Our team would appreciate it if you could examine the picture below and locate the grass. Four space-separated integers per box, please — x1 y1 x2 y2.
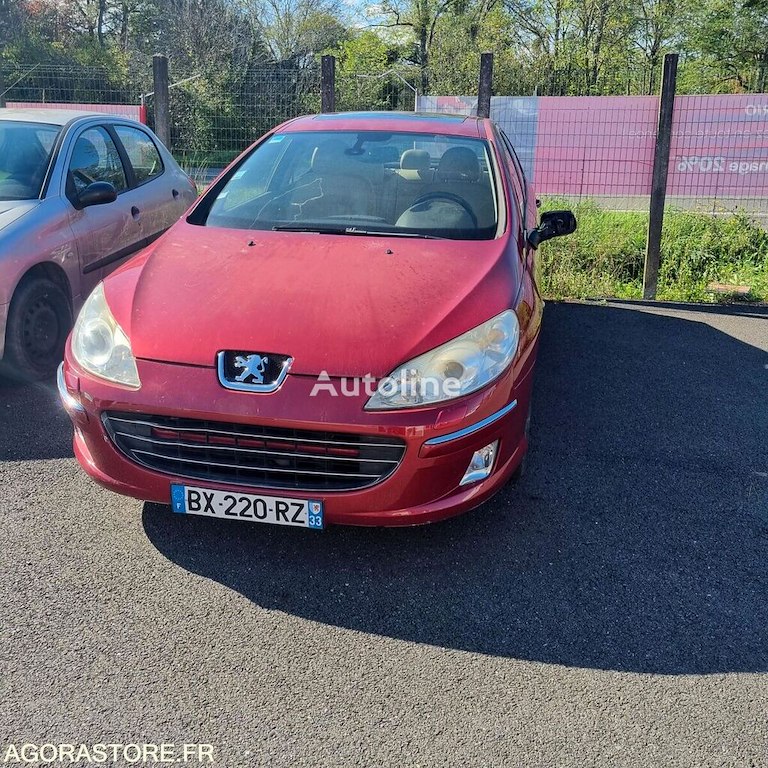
538 199 768 303
174 149 238 169
174 150 239 191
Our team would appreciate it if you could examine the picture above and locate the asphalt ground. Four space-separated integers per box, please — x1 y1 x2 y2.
1 300 767 767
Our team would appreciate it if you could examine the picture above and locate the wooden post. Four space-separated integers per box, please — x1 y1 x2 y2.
321 55 336 113
643 53 678 300
477 52 493 119
152 54 171 149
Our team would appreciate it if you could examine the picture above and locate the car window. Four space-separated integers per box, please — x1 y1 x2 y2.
69 127 128 195
0 121 60 201
499 131 527 229
214 137 289 212
500 131 526 188
196 130 499 241
114 126 164 184
35 128 58 154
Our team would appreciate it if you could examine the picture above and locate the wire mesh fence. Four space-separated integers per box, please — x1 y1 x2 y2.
667 95 767 222
0 63 145 108
159 66 320 181
336 69 419 113
423 61 667 100
0 61 320 182
418 92 768 225
2 58 766 226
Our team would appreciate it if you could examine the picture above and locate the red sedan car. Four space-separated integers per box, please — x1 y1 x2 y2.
59 112 575 528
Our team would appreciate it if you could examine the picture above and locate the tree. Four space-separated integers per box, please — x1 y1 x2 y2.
376 0 461 92
427 3 536 94
328 29 409 109
682 0 768 92
504 0 577 92
244 0 348 63
633 0 681 93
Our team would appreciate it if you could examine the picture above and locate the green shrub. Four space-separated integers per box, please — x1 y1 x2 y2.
538 199 768 303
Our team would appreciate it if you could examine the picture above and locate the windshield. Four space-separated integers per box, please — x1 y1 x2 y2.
198 130 499 240
0 121 60 201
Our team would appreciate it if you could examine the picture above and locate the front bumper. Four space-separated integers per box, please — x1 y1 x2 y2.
59 355 533 526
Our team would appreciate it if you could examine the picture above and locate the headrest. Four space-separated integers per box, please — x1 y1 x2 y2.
311 140 348 174
437 147 480 182
3 140 44 176
71 138 100 169
400 149 430 172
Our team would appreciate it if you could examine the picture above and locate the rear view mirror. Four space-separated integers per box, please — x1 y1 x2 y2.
528 210 577 248
78 181 118 208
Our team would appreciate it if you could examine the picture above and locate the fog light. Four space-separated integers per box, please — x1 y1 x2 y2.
460 441 498 486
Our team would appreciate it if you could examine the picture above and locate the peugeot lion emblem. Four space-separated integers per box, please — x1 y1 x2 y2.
234 354 268 384
217 350 293 393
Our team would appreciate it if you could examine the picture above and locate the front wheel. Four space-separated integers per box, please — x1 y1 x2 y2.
0 278 71 382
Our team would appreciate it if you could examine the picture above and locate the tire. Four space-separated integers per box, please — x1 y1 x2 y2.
0 278 71 382
509 401 532 484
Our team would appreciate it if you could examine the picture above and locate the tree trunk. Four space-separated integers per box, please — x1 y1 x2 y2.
97 0 106 46
121 1 130 50
755 52 768 92
588 7 606 93
419 24 429 94
648 46 659 95
553 0 562 94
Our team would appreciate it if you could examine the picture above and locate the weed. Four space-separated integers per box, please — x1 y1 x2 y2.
538 200 768 303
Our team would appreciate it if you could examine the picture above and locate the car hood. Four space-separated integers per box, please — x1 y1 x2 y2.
107 222 517 377
0 200 39 231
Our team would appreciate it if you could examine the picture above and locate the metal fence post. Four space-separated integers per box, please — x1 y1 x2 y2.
321 56 336 113
152 54 171 149
643 52 678 300
477 53 493 119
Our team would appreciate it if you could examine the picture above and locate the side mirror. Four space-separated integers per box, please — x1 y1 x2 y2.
77 181 118 208
528 209 577 249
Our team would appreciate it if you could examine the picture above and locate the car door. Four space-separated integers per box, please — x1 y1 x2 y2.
112 124 187 244
497 128 543 352
499 130 542 282
65 125 146 295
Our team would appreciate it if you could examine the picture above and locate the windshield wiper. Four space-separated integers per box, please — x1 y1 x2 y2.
271 224 443 239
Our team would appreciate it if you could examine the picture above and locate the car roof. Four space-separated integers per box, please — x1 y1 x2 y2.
279 111 488 138
0 108 117 126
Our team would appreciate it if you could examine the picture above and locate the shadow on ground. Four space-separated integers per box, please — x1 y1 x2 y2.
0 377 72 461
4 302 765 674
141 302 767 674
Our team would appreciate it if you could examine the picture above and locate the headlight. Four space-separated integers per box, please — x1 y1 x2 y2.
72 283 140 388
365 310 519 410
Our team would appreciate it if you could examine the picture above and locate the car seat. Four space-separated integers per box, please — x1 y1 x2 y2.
295 139 376 220
433 147 495 230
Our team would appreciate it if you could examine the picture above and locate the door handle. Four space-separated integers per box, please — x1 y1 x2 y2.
172 188 180 199
131 206 141 220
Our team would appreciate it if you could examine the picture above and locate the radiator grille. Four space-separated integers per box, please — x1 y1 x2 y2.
103 412 406 492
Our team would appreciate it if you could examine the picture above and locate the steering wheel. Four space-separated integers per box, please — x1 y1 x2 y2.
409 192 477 228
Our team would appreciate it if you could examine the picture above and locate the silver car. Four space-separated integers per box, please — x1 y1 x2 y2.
0 108 197 380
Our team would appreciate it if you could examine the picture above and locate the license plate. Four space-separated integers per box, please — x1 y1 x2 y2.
170 484 324 529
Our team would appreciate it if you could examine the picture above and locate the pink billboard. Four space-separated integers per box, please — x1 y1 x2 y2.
6 102 145 123
534 96 658 196
667 95 768 197
420 93 768 200
534 94 768 199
